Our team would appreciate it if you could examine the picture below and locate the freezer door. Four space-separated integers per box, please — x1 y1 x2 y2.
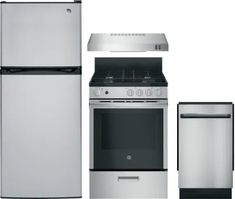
1 3 81 67
178 103 234 188
1 74 81 197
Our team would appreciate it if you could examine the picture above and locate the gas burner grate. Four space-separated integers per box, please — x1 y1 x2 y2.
95 70 166 85
90 58 168 87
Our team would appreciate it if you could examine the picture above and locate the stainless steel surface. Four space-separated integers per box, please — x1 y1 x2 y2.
1 75 81 197
0 74 2 195
178 103 233 188
89 87 167 99
0 4 2 67
0 198 82 199
88 33 168 52
89 100 168 169
90 171 167 199
1 3 81 67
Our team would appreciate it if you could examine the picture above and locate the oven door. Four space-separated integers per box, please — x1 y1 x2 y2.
90 100 167 171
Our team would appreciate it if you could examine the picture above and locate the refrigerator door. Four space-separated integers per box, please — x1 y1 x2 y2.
1 72 81 197
1 2 81 67
178 103 233 188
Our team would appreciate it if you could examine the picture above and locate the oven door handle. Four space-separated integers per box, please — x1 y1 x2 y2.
180 113 231 119
118 176 139 181
89 101 168 108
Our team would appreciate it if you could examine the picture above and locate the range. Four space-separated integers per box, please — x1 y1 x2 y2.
89 57 168 199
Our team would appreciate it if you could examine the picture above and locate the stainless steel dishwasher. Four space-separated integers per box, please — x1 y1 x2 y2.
177 102 234 199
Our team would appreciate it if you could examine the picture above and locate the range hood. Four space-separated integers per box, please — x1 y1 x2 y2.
87 33 168 52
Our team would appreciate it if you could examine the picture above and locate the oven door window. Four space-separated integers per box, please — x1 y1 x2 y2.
94 109 164 170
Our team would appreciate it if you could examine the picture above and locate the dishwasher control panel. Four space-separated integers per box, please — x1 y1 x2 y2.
90 87 167 99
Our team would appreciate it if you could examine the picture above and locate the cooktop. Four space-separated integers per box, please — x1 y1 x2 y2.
90 58 168 87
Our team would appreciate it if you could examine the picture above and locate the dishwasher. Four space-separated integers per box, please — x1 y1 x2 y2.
177 102 234 199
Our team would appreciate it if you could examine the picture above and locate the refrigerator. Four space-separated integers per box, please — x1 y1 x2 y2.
177 102 234 199
0 2 82 198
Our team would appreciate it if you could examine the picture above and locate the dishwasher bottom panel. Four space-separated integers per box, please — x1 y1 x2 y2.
180 188 231 199
90 171 167 199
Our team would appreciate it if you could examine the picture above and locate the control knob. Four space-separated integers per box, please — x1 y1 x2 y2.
145 89 153 96
94 88 102 96
136 89 143 96
127 89 134 96
155 88 162 97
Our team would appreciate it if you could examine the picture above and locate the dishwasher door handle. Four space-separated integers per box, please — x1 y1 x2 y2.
180 113 231 119
118 176 139 181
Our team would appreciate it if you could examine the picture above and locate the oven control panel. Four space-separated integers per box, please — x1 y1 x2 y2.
90 87 167 99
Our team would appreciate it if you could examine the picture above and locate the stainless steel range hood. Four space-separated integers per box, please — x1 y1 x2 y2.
87 33 168 52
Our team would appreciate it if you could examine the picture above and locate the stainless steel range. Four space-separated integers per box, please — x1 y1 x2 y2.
89 58 168 199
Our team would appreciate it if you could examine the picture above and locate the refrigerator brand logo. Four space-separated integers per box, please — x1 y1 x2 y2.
66 8 72 13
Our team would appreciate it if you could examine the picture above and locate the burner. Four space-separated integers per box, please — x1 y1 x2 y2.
104 75 114 84
142 75 155 84
144 76 152 80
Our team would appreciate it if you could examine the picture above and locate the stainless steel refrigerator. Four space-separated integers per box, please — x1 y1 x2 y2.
178 102 234 199
0 2 82 198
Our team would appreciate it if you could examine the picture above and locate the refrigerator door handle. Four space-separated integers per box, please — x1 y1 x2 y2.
180 113 231 119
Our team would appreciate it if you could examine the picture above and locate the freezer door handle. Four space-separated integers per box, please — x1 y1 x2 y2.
118 176 139 181
180 113 231 119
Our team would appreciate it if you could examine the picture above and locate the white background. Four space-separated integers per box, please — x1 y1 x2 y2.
11 0 235 198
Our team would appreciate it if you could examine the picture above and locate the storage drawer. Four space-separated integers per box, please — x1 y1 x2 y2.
90 171 167 199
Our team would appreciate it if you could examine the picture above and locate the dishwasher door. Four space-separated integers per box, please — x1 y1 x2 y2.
1 69 81 198
178 103 234 188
